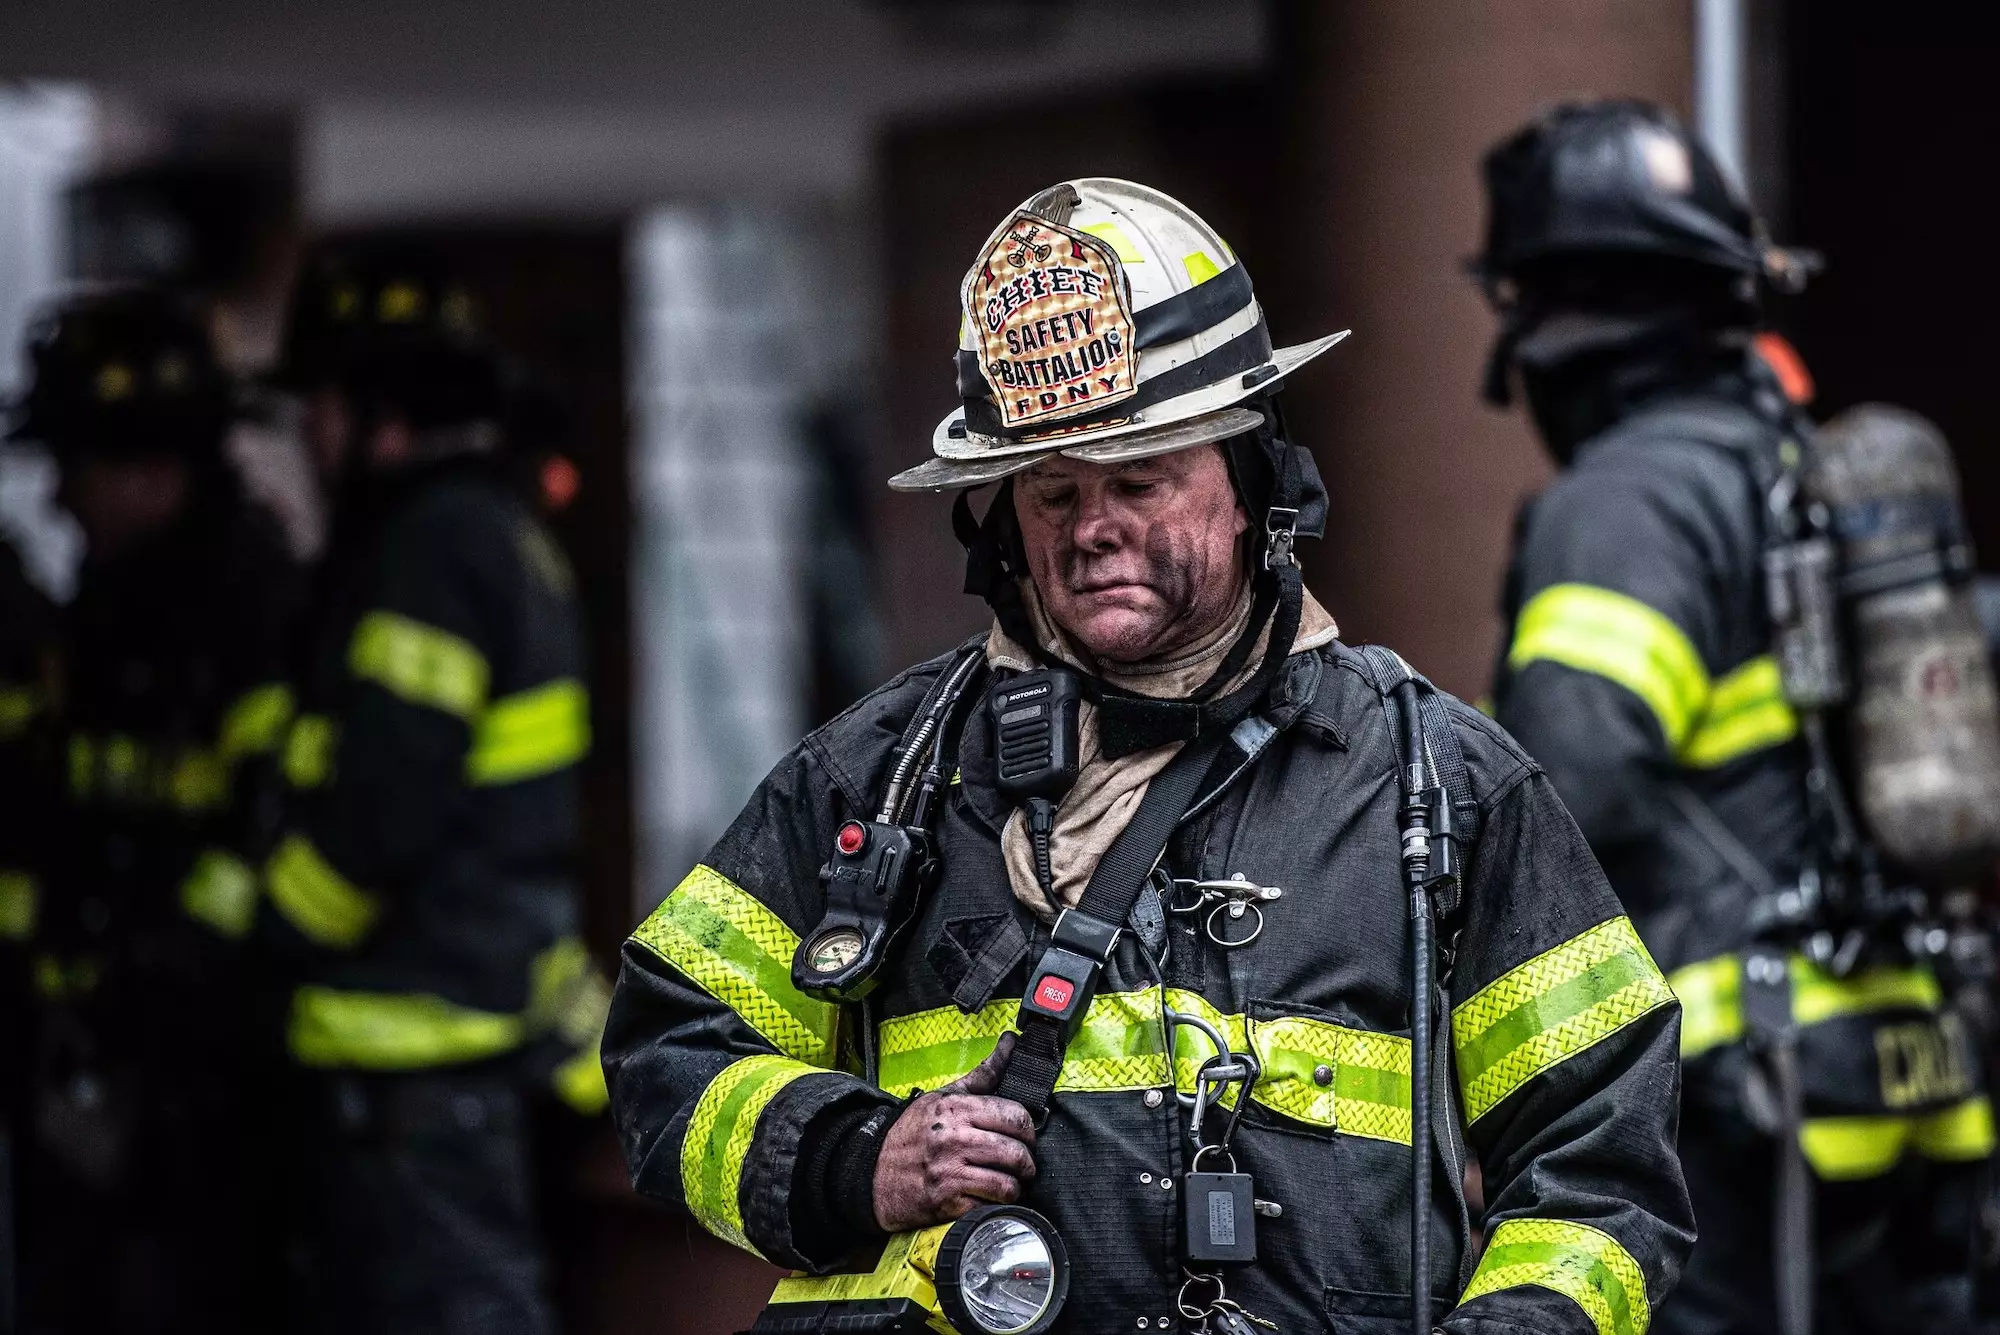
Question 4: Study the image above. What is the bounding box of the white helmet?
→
[889,178,1349,492]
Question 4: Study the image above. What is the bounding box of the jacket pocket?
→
[1245,999,1412,1149]
[1322,1285,1450,1334]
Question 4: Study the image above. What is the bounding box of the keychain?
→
[1177,1272,1280,1334]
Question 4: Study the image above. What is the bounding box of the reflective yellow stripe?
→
[0,872,36,941]
[168,748,230,811]
[1913,1095,1997,1162]
[68,735,93,795]
[289,986,525,1068]
[1791,956,1940,1025]
[0,683,41,738]
[1453,916,1676,1124]
[1460,1218,1650,1335]
[1680,656,1796,767]
[1078,220,1145,263]
[179,850,258,940]
[467,679,590,785]
[283,713,337,789]
[552,1040,609,1115]
[1509,584,1708,748]
[875,989,1414,1144]
[1250,1012,1412,1144]
[265,834,379,950]
[1800,1096,1998,1179]
[629,866,838,1067]
[348,610,489,719]
[220,682,297,759]
[1800,1116,1912,1180]
[1669,953,1941,1059]
[680,1054,819,1257]
[1182,250,1223,285]
[1667,956,1742,1059]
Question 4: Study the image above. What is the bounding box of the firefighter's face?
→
[1014,444,1248,666]
[61,453,191,561]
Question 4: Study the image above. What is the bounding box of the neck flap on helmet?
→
[952,398,1325,758]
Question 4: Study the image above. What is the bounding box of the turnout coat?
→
[607,639,1693,1335]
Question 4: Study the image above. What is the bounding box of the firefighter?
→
[263,247,604,1335]
[8,287,301,1333]
[605,179,1693,1335]
[1480,102,1996,1334]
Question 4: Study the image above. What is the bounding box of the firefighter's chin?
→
[1057,582,1177,666]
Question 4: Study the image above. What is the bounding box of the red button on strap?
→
[836,821,867,856]
[1034,976,1074,1011]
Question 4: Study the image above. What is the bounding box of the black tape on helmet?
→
[8,288,232,460]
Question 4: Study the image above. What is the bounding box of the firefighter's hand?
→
[873,1032,1037,1232]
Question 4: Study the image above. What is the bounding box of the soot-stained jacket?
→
[1492,375,1995,1180]
[607,638,1694,1335]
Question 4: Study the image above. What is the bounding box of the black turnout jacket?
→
[1492,370,1994,1183]
[607,637,1693,1335]
[261,457,601,1107]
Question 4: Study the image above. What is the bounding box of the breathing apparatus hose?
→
[1388,674,1437,1335]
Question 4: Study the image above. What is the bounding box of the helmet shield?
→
[892,177,1348,492]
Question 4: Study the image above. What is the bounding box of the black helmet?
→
[1474,101,1793,284]
[7,287,231,459]
[274,244,504,430]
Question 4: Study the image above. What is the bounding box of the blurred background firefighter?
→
[258,247,607,1335]
[9,287,303,1333]
[1481,101,2000,1335]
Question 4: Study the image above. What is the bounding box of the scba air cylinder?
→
[1812,404,2000,878]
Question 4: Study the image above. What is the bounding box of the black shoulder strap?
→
[994,726,1231,1120]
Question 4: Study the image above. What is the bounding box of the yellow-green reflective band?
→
[0,683,41,738]
[1668,956,1743,1059]
[168,748,230,811]
[1454,916,1675,1124]
[220,682,296,759]
[284,713,337,789]
[1914,1095,1997,1163]
[552,1040,609,1115]
[1509,584,1708,748]
[1800,1116,1910,1180]
[681,1053,818,1257]
[180,850,258,940]
[266,834,379,950]
[1681,656,1797,768]
[0,872,37,941]
[348,610,489,720]
[1801,1096,2000,1180]
[630,866,837,1067]
[68,735,93,795]
[1669,953,1941,1061]
[1250,1013,1413,1144]
[1461,1218,1650,1335]
[289,986,525,1069]
[1791,956,1940,1025]
[468,679,590,785]
[875,990,1414,1144]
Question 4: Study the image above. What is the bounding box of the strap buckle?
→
[1262,507,1299,571]
[1050,907,1119,962]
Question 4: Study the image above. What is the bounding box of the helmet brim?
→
[893,331,1348,493]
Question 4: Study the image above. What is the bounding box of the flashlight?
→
[746,1205,1069,1335]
